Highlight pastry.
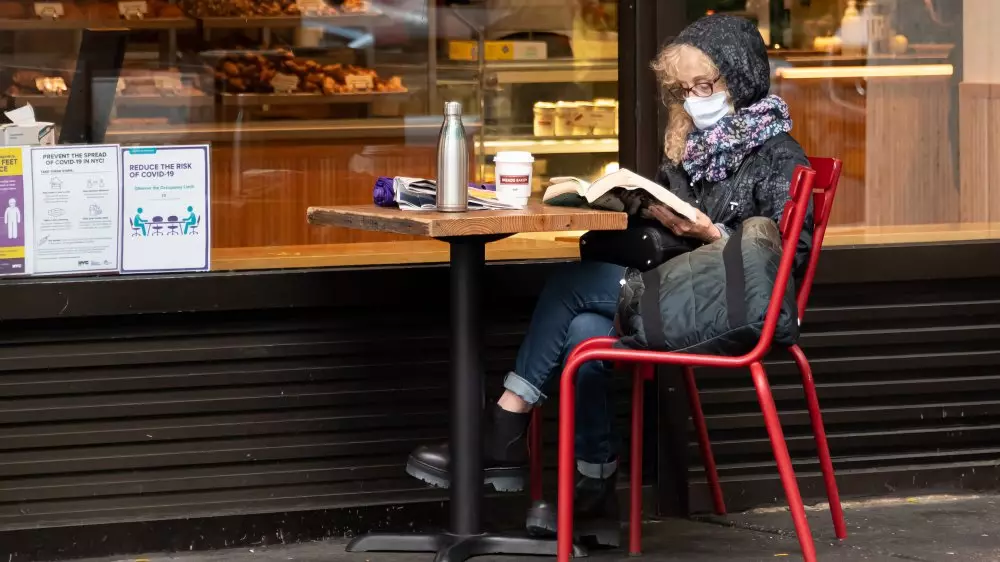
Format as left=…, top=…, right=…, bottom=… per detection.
left=226, top=77, right=247, bottom=92
left=304, top=72, right=324, bottom=86
left=375, top=76, right=404, bottom=92
left=321, top=76, right=336, bottom=95
left=341, top=0, right=368, bottom=13
left=36, top=76, right=68, bottom=95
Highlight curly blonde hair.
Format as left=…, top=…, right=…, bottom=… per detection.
left=650, top=43, right=721, bottom=164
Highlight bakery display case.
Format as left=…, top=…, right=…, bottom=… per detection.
left=0, top=0, right=622, bottom=264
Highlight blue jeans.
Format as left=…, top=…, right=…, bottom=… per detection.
left=503, top=261, right=624, bottom=477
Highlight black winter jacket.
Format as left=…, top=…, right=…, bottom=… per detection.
left=653, top=132, right=813, bottom=275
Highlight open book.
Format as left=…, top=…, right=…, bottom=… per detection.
left=542, top=168, right=698, bottom=222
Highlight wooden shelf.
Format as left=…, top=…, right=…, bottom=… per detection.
left=219, top=91, right=409, bottom=106
left=0, top=17, right=195, bottom=30
left=8, top=93, right=212, bottom=108
left=199, top=13, right=386, bottom=29
left=483, top=136, right=618, bottom=155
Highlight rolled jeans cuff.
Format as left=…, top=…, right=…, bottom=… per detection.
left=503, top=371, right=546, bottom=405
left=577, top=458, right=619, bottom=479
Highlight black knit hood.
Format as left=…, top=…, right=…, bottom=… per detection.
left=673, top=14, right=770, bottom=109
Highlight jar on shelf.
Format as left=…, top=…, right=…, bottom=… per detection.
left=533, top=102, right=556, bottom=137
left=555, top=101, right=577, bottom=137
left=572, top=101, right=594, bottom=136
left=592, top=99, right=616, bottom=135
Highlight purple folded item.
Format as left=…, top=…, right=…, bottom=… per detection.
left=374, top=176, right=396, bottom=207
left=373, top=176, right=497, bottom=208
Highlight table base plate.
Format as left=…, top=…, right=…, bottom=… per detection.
left=346, top=532, right=588, bottom=561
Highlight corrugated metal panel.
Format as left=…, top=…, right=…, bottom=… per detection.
left=0, top=304, right=512, bottom=530
left=686, top=276, right=1000, bottom=512
left=0, top=286, right=640, bottom=532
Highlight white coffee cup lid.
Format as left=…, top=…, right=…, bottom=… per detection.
left=494, top=151, right=535, bottom=163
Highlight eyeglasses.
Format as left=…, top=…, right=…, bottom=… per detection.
left=666, top=75, right=722, bottom=101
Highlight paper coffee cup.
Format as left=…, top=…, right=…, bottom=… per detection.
left=494, top=151, right=534, bottom=208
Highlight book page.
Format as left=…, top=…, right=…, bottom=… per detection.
left=584, top=169, right=698, bottom=221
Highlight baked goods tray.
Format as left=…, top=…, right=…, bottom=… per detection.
left=8, top=94, right=213, bottom=108
left=220, top=91, right=409, bottom=106
left=0, top=17, right=196, bottom=30
left=200, top=13, right=386, bottom=29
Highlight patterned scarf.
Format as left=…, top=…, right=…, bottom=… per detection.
left=682, top=95, right=793, bottom=184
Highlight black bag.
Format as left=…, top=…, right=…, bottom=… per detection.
left=616, top=217, right=799, bottom=355
left=579, top=218, right=700, bottom=271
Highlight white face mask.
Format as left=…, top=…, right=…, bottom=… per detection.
left=683, top=91, right=731, bottom=130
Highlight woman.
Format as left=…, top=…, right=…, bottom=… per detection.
left=406, top=14, right=812, bottom=546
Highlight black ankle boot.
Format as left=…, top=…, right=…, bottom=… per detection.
left=406, top=404, right=530, bottom=492
left=524, top=465, right=621, bottom=548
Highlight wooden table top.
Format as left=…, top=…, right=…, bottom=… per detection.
left=307, top=202, right=627, bottom=238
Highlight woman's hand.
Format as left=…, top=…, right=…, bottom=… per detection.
left=647, top=204, right=722, bottom=243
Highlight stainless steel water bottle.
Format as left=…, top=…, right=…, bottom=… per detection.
left=436, top=101, right=469, bottom=212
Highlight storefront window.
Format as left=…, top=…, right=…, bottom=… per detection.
left=696, top=0, right=981, bottom=247
left=0, top=0, right=620, bottom=272
left=6, top=0, right=990, bottom=275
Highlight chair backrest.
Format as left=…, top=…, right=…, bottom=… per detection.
left=753, top=164, right=815, bottom=357
left=795, top=157, right=843, bottom=320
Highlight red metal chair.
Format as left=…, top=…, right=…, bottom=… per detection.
left=684, top=157, right=847, bottom=533
left=538, top=162, right=840, bottom=562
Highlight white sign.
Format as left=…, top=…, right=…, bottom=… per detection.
left=0, top=147, right=32, bottom=276
left=120, top=145, right=210, bottom=273
left=33, top=2, right=65, bottom=18
left=118, top=0, right=148, bottom=18
left=345, top=74, right=374, bottom=91
left=29, top=145, right=120, bottom=275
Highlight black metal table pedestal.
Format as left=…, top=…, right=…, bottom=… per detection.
left=346, top=236, right=584, bottom=561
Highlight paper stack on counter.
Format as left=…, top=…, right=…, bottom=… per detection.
left=394, top=177, right=522, bottom=211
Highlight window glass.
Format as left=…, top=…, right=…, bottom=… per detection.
left=0, top=0, right=619, bottom=271
left=695, top=0, right=977, bottom=247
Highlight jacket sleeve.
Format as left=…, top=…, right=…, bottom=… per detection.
left=753, top=145, right=814, bottom=276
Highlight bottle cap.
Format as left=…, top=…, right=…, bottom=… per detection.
left=444, top=101, right=463, bottom=116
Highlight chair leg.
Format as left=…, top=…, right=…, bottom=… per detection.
left=557, top=356, right=584, bottom=562
left=789, top=344, right=847, bottom=540
left=629, top=365, right=648, bottom=555
left=749, top=362, right=817, bottom=562
left=529, top=408, right=544, bottom=502
left=683, top=366, right=726, bottom=515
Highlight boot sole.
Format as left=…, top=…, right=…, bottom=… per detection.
left=405, top=455, right=526, bottom=493
left=525, top=509, right=621, bottom=548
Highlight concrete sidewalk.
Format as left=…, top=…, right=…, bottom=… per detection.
left=73, top=494, right=1000, bottom=562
